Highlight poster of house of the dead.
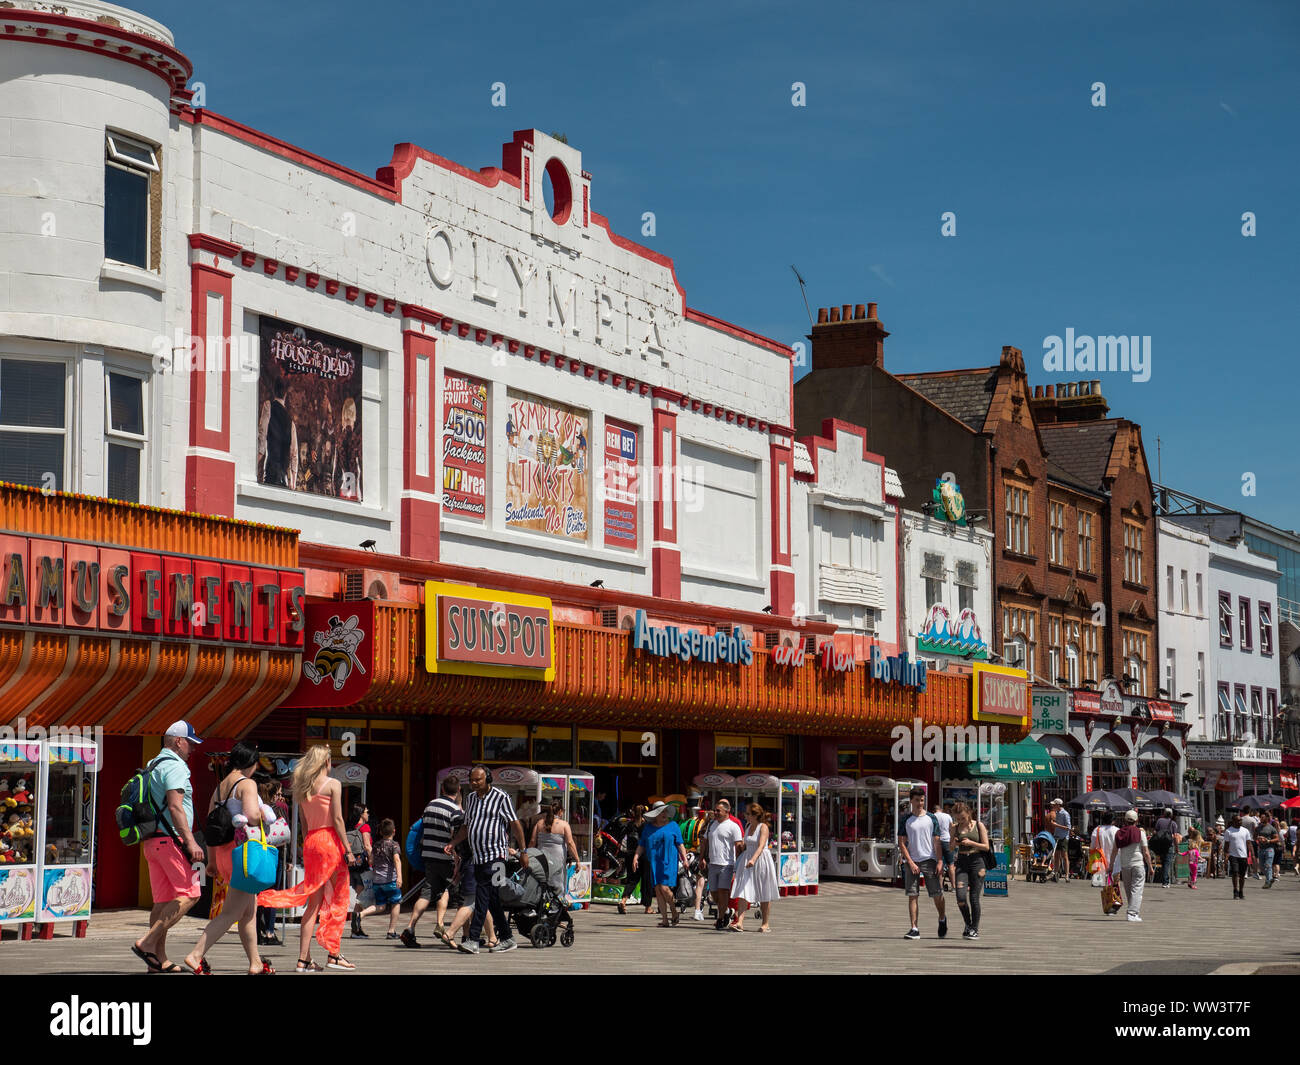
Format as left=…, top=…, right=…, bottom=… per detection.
left=257, top=317, right=363, bottom=501
left=505, top=391, right=589, bottom=541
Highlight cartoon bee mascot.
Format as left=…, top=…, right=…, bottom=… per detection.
left=302, top=614, right=367, bottom=691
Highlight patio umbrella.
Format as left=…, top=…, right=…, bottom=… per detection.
left=1067, top=790, right=1134, bottom=812
left=1111, top=788, right=1156, bottom=811
left=1231, top=793, right=1286, bottom=811
left=1141, top=789, right=1191, bottom=810
left=1280, top=795, right=1300, bottom=809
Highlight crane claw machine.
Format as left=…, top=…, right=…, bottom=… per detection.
left=818, top=776, right=866, bottom=880
left=537, top=769, right=594, bottom=908
left=856, top=776, right=903, bottom=881
left=0, top=741, right=42, bottom=932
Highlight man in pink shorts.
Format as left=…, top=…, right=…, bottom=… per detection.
left=132, top=722, right=205, bottom=974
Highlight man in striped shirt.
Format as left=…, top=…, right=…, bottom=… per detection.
left=445, top=766, right=526, bottom=954
left=400, top=775, right=464, bottom=948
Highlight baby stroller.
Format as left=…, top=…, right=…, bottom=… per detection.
left=676, top=850, right=702, bottom=911
left=498, top=848, right=576, bottom=948
left=1027, top=830, right=1057, bottom=883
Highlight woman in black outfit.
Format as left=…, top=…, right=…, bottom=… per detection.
left=617, top=805, right=652, bottom=915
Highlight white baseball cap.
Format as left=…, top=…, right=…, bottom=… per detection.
left=164, top=721, right=203, bottom=744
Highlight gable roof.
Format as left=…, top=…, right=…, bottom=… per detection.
left=1039, top=422, right=1119, bottom=492
left=895, top=368, right=999, bottom=431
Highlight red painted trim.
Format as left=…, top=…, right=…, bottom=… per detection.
left=0, top=10, right=192, bottom=91
left=377, top=142, right=520, bottom=200
left=796, top=418, right=885, bottom=498
left=651, top=386, right=684, bottom=404
left=325, top=280, right=339, bottom=296
left=284, top=266, right=300, bottom=282
left=189, top=262, right=232, bottom=453
left=185, top=109, right=398, bottom=200
left=345, top=285, right=359, bottom=302
left=769, top=442, right=792, bottom=567
left=364, top=292, right=378, bottom=308
left=401, top=303, right=441, bottom=327
left=263, top=259, right=278, bottom=276
left=188, top=233, right=240, bottom=259
left=652, top=407, right=677, bottom=548
left=588, top=211, right=687, bottom=313
left=685, top=308, right=793, bottom=358
left=305, top=272, right=319, bottom=289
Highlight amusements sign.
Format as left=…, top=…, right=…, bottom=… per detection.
left=257, top=317, right=363, bottom=501
left=505, top=392, right=589, bottom=541
left=442, top=372, right=488, bottom=521
left=603, top=419, right=638, bottom=550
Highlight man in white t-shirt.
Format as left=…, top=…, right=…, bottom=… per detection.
left=932, top=803, right=955, bottom=891
left=1239, top=812, right=1260, bottom=877
left=702, top=800, right=743, bottom=930
left=899, top=788, right=947, bottom=940
left=1223, top=815, right=1252, bottom=900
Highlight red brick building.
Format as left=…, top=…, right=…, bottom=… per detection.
left=794, top=305, right=1158, bottom=696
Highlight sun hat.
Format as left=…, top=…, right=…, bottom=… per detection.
left=1050, top=798, right=1064, bottom=806
left=644, top=801, right=676, bottom=821
left=1124, top=809, right=1139, bottom=822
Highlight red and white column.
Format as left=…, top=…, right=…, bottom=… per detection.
left=400, top=306, right=442, bottom=561
left=769, top=428, right=794, bottom=617
left=186, top=235, right=238, bottom=516
left=650, top=388, right=681, bottom=599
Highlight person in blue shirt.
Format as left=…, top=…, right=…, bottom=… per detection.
left=633, top=802, right=689, bottom=926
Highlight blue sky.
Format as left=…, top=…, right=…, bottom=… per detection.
left=142, top=0, right=1299, bottom=530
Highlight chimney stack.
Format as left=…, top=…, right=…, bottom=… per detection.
left=807, top=299, right=890, bottom=370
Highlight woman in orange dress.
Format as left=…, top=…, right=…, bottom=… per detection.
left=257, top=745, right=358, bottom=971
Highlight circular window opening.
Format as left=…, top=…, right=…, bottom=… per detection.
left=542, top=158, right=572, bottom=225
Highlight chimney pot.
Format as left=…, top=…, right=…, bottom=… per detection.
left=867, top=302, right=878, bottom=319
left=1046, top=385, right=1055, bottom=397
left=841, top=304, right=851, bottom=321
left=1091, top=379, right=1101, bottom=394
left=854, top=304, right=866, bottom=320
left=817, top=307, right=828, bottom=324
left=829, top=307, right=841, bottom=322
left=1034, top=385, right=1042, bottom=398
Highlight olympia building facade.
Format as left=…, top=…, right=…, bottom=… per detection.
left=0, top=1, right=1029, bottom=911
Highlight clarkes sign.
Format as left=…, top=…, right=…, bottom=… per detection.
left=424, top=581, right=555, bottom=681
left=0, top=533, right=305, bottom=649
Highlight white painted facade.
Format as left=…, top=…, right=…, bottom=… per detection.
left=901, top=509, right=993, bottom=666
left=1157, top=519, right=1213, bottom=740
left=1206, top=534, right=1282, bottom=745
left=0, top=0, right=793, bottom=614
left=790, top=427, right=899, bottom=650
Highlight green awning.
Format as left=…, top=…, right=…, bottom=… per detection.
left=968, top=738, right=1056, bottom=781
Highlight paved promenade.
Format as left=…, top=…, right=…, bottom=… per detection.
left=4, top=873, right=1297, bottom=975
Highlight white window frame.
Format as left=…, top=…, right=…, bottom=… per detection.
left=1067, top=643, right=1080, bottom=689
left=104, top=366, right=148, bottom=503
left=0, top=353, right=73, bottom=491
left=104, top=130, right=159, bottom=271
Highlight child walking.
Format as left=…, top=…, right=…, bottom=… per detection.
left=1186, top=826, right=1203, bottom=889
left=356, top=819, right=403, bottom=938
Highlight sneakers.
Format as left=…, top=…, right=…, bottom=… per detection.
left=903, top=928, right=920, bottom=940
left=1264, top=880, right=1274, bottom=889
left=967, top=929, right=979, bottom=939
left=456, top=940, right=480, bottom=955
left=693, top=909, right=705, bottom=921
left=386, top=932, right=400, bottom=939
left=1127, top=913, right=1142, bottom=922
left=961, top=926, right=973, bottom=939
left=488, top=938, right=517, bottom=953
left=938, top=918, right=948, bottom=939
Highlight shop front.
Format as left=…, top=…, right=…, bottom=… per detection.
left=0, top=483, right=306, bottom=923
left=264, top=564, right=1030, bottom=898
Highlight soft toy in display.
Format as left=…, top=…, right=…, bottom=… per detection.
left=11, top=779, right=30, bottom=804
left=0, top=779, right=10, bottom=802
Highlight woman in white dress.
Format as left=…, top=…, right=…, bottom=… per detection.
left=729, top=803, right=779, bottom=932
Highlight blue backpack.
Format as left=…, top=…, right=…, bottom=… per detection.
left=405, top=820, right=425, bottom=872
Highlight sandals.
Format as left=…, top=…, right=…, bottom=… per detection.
left=251, top=961, right=276, bottom=974
left=326, top=953, right=356, bottom=970
left=186, top=958, right=213, bottom=975
left=131, top=944, right=163, bottom=973
left=296, top=957, right=324, bottom=972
